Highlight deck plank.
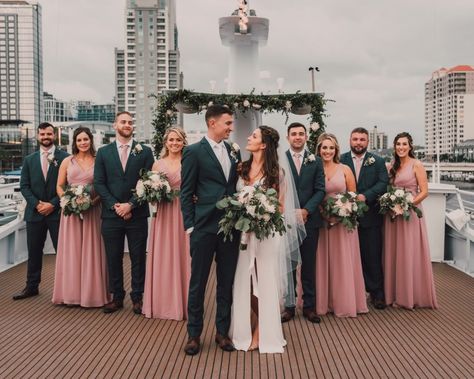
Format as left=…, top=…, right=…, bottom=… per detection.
left=0, top=258, right=473, bottom=378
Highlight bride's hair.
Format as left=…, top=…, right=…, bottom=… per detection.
left=241, top=125, right=280, bottom=191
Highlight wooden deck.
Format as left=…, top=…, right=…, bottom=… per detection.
left=0, top=256, right=473, bottom=379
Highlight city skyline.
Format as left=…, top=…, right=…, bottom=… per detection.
left=38, top=0, right=474, bottom=147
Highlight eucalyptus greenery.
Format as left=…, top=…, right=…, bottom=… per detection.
left=151, top=89, right=329, bottom=156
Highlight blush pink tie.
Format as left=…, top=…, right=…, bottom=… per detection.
left=294, top=153, right=302, bottom=174
left=120, top=145, right=129, bottom=171
left=41, top=151, right=49, bottom=179
left=355, top=157, right=362, bottom=181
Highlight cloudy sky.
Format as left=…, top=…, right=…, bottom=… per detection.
left=41, top=0, right=474, bottom=148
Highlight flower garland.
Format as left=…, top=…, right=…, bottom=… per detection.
left=151, top=89, right=329, bottom=157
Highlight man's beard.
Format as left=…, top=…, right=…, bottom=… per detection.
left=39, top=139, right=53, bottom=148
left=350, top=145, right=367, bottom=155
left=117, top=129, right=133, bottom=139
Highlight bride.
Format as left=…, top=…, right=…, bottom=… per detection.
left=229, top=125, right=304, bottom=353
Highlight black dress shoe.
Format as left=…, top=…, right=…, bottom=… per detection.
left=12, top=287, right=39, bottom=300
left=280, top=307, right=295, bottom=323
left=303, top=308, right=321, bottom=324
left=132, top=300, right=143, bottom=315
left=103, top=300, right=124, bottom=314
left=215, top=333, right=235, bottom=352
left=372, top=298, right=387, bottom=310
left=184, top=337, right=201, bottom=356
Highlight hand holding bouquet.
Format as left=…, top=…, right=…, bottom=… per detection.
left=216, top=185, right=286, bottom=250
left=60, top=184, right=92, bottom=219
left=322, top=191, right=368, bottom=231
left=379, top=186, right=423, bottom=221
left=133, top=169, right=178, bottom=215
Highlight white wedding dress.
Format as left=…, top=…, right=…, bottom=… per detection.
left=229, top=177, right=287, bottom=353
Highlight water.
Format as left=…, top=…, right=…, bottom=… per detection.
left=441, top=180, right=474, bottom=192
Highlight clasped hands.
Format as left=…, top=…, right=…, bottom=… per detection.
left=36, top=201, right=55, bottom=216
left=114, top=202, right=133, bottom=220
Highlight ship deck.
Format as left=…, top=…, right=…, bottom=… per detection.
left=0, top=256, right=473, bottom=378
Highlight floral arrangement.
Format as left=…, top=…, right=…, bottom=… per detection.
left=151, top=89, right=330, bottom=156
left=216, top=185, right=286, bottom=250
left=133, top=169, right=177, bottom=215
left=131, top=143, right=143, bottom=156
left=47, top=153, right=58, bottom=167
left=364, top=156, right=376, bottom=166
left=60, top=184, right=92, bottom=219
left=303, top=152, right=316, bottom=165
left=230, top=142, right=240, bottom=163
left=322, top=192, right=368, bottom=231
left=379, top=186, right=423, bottom=221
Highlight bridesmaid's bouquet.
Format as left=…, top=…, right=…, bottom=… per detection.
left=379, top=186, right=423, bottom=221
left=216, top=185, right=286, bottom=250
left=133, top=169, right=178, bottom=215
left=322, top=192, right=368, bottom=231
left=60, top=184, right=92, bottom=219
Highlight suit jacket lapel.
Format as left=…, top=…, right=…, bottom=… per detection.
left=202, top=138, right=226, bottom=182
left=111, top=141, right=125, bottom=174
left=346, top=153, right=356, bottom=176
left=34, top=151, right=46, bottom=184
left=286, top=150, right=300, bottom=184
left=358, top=153, right=371, bottom=181
left=224, top=142, right=236, bottom=183
left=124, top=140, right=136, bottom=174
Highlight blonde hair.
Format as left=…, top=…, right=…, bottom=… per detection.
left=160, top=126, right=188, bottom=158
left=316, top=132, right=340, bottom=163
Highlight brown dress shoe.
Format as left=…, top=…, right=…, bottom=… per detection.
left=12, top=287, right=39, bottom=300
left=215, top=333, right=235, bottom=352
left=103, top=300, right=124, bottom=314
left=132, top=300, right=143, bottom=315
left=184, top=337, right=201, bottom=356
left=280, top=308, right=295, bottom=323
left=372, top=298, right=387, bottom=310
left=303, top=308, right=321, bottom=324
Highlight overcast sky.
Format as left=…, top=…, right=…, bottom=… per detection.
left=41, top=0, right=474, bottom=148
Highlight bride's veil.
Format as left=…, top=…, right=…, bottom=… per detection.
left=277, top=144, right=306, bottom=306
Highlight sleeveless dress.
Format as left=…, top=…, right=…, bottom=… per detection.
left=52, top=157, right=109, bottom=307
left=383, top=159, right=438, bottom=309
left=142, top=159, right=191, bottom=320
left=230, top=177, right=286, bottom=353
left=316, top=164, right=368, bottom=317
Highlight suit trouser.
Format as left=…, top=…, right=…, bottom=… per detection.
left=26, top=219, right=60, bottom=289
left=187, top=230, right=239, bottom=338
left=358, top=225, right=384, bottom=300
left=101, top=217, right=148, bottom=302
left=285, top=227, right=319, bottom=309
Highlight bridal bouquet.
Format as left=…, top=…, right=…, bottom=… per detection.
left=216, top=185, right=286, bottom=250
left=379, top=186, right=423, bottom=221
left=322, top=192, right=368, bottom=231
left=60, top=184, right=92, bottom=219
left=133, top=169, right=178, bottom=214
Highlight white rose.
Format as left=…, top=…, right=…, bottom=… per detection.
left=232, top=142, right=240, bottom=151
left=252, top=103, right=262, bottom=110
left=246, top=205, right=256, bottom=217
left=135, top=144, right=143, bottom=151
left=394, top=189, right=405, bottom=197
left=406, top=193, right=414, bottom=203
left=166, top=109, right=173, bottom=116
left=310, top=122, right=320, bottom=131
left=348, top=191, right=357, bottom=198
left=208, top=101, right=214, bottom=106
left=263, top=214, right=271, bottom=222
left=136, top=181, right=145, bottom=197
left=243, top=99, right=250, bottom=107
left=285, top=100, right=292, bottom=110
left=233, top=102, right=239, bottom=108
left=390, top=195, right=396, bottom=201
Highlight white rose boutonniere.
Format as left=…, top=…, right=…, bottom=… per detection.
left=47, top=153, right=58, bottom=167
left=132, top=143, right=143, bottom=156
left=230, top=142, right=240, bottom=163
left=364, top=156, right=376, bottom=167
left=303, top=153, right=316, bottom=166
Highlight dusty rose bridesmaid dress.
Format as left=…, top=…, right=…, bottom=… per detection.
left=316, top=164, right=368, bottom=317
left=383, top=159, right=438, bottom=309
left=142, top=159, right=191, bottom=320
left=52, top=158, right=109, bottom=307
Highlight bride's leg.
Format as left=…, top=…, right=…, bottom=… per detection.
left=249, top=262, right=259, bottom=350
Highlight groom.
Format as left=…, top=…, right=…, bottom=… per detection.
left=94, top=111, right=154, bottom=314
left=181, top=105, right=240, bottom=355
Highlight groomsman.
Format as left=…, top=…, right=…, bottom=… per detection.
left=94, top=111, right=154, bottom=314
left=181, top=105, right=241, bottom=355
left=281, top=122, right=325, bottom=323
left=13, top=123, right=69, bottom=300
left=340, top=127, right=389, bottom=309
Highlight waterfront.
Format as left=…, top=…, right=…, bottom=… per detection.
left=441, top=180, right=474, bottom=191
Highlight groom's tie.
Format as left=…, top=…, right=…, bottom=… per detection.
left=215, top=143, right=229, bottom=181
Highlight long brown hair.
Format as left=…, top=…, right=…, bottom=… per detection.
left=390, top=132, right=415, bottom=181
left=72, top=127, right=96, bottom=156
left=240, top=125, right=280, bottom=191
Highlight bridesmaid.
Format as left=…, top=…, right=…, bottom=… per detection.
left=383, top=132, right=438, bottom=309
left=52, top=127, right=109, bottom=307
left=315, top=133, right=368, bottom=317
left=142, top=126, right=191, bottom=320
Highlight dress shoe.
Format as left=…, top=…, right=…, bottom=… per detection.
left=303, top=308, right=321, bottom=324
left=184, top=337, right=201, bottom=356
left=132, top=300, right=143, bottom=315
left=103, top=300, right=124, bottom=314
left=280, top=308, right=295, bottom=323
left=372, top=298, right=387, bottom=310
left=12, top=287, right=39, bottom=300
left=215, top=333, right=235, bottom=352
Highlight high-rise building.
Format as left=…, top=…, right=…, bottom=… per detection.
left=369, top=125, right=388, bottom=151
left=115, top=0, right=180, bottom=142
left=0, top=1, right=43, bottom=129
left=43, top=92, right=76, bottom=122
left=76, top=101, right=115, bottom=123
left=425, top=65, right=474, bottom=158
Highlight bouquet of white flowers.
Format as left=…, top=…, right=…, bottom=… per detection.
left=216, top=185, right=286, bottom=250
left=60, top=184, right=92, bottom=219
left=133, top=169, right=178, bottom=215
left=379, top=186, right=423, bottom=221
left=322, top=191, right=368, bottom=231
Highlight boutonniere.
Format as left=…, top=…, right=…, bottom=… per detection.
left=47, top=153, right=58, bottom=167
left=131, top=143, right=143, bottom=156
left=303, top=153, right=316, bottom=165
left=364, top=156, right=376, bottom=167
left=230, top=142, right=240, bottom=163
